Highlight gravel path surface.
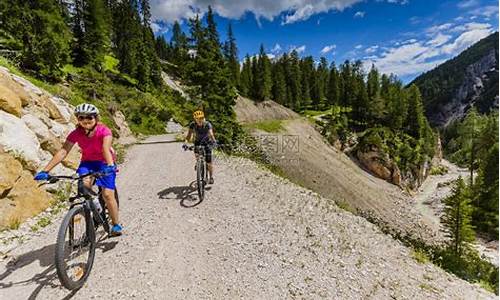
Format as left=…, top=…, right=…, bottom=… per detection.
left=0, top=135, right=495, bottom=299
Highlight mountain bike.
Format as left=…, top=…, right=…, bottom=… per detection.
left=183, top=142, right=216, bottom=201
left=41, top=171, right=119, bottom=290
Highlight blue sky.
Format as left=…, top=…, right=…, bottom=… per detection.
left=151, top=0, right=499, bottom=82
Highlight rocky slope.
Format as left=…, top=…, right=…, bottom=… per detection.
left=0, top=134, right=494, bottom=299
left=0, top=66, right=82, bottom=230
left=234, top=96, right=442, bottom=244
left=412, top=32, right=499, bottom=127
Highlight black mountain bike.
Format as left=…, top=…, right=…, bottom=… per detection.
left=184, top=142, right=216, bottom=201
left=42, top=171, right=119, bottom=290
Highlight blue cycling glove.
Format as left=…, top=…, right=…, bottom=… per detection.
left=34, top=171, right=49, bottom=181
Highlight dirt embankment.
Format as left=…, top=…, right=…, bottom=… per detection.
left=235, top=97, right=441, bottom=244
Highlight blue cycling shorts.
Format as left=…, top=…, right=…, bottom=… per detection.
left=76, top=161, right=116, bottom=190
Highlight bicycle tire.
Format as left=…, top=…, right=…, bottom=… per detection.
left=196, top=159, right=205, bottom=200
left=55, top=206, right=96, bottom=290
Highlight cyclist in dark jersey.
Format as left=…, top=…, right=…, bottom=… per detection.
left=183, top=110, right=217, bottom=184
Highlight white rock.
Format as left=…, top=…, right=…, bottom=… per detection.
left=49, top=120, right=70, bottom=138
left=0, top=110, right=42, bottom=170
left=11, top=74, right=44, bottom=96
left=21, top=114, right=51, bottom=141
left=50, top=96, right=73, bottom=123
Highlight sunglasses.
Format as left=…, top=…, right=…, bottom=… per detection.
left=77, top=115, right=96, bottom=121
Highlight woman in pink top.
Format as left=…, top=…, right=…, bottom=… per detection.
left=35, top=103, right=122, bottom=236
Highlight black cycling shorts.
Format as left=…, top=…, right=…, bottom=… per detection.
left=194, top=142, right=212, bottom=163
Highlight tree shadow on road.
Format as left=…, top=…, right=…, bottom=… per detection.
left=0, top=239, right=118, bottom=299
left=157, top=180, right=206, bottom=208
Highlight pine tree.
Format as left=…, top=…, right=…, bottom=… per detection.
left=300, top=56, right=314, bottom=109
left=327, top=62, right=340, bottom=106
left=441, top=177, right=476, bottom=256
left=474, top=142, right=499, bottom=237
left=272, top=62, right=287, bottom=104
left=81, top=0, right=110, bottom=69
left=249, top=55, right=258, bottom=99
left=405, top=84, right=426, bottom=139
left=255, top=44, right=272, bottom=101
left=288, top=50, right=303, bottom=110
left=112, top=0, right=142, bottom=78
left=170, top=20, right=189, bottom=78
left=315, top=57, right=329, bottom=110
left=239, top=55, right=252, bottom=96
left=459, top=108, right=483, bottom=185
left=187, top=10, right=240, bottom=146
left=10, top=0, right=72, bottom=80
left=366, top=65, right=386, bottom=125
left=224, top=23, right=240, bottom=88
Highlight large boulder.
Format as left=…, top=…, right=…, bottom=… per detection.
left=39, top=95, right=67, bottom=123
left=0, top=85, right=22, bottom=117
left=0, top=110, right=43, bottom=171
left=0, top=69, right=30, bottom=107
left=113, top=110, right=136, bottom=145
left=357, top=151, right=392, bottom=181
left=0, top=150, right=23, bottom=197
left=0, top=170, right=51, bottom=230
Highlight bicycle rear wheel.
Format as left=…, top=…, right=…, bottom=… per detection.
left=55, top=206, right=96, bottom=290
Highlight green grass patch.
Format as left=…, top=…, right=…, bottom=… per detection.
left=430, top=165, right=449, bottom=175
left=7, top=217, right=21, bottom=230
left=103, top=55, right=120, bottom=74
left=335, top=199, right=357, bottom=214
left=247, top=120, right=284, bottom=133
left=301, top=108, right=332, bottom=117
left=412, top=248, right=430, bottom=264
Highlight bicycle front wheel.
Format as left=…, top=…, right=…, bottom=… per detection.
left=196, top=159, right=205, bottom=200
left=55, top=206, right=96, bottom=290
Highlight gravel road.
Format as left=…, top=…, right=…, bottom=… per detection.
left=0, top=135, right=495, bottom=299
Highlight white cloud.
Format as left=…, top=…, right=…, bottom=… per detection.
left=363, top=21, right=494, bottom=78
left=469, top=5, right=499, bottom=18
left=271, top=43, right=282, bottom=53
left=354, top=11, right=365, bottom=18
left=449, top=22, right=492, bottom=33
left=441, top=26, right=492, bottom=54
left=150, top=0, right=410, bottom=25
left=457, top=0, right=479, bottom=9
left=320, top=44, right=336, bottom=54
left=426, top=23, right=453, bottom=34
left=355, top=44, right=363, bottom=49
left=151, top=22, right=168, bottom=34
left=291, top=45, right=306, bottom=54
left=426, top=33, right=452, bottom=47
left=365, top=45, right=379, bottom=53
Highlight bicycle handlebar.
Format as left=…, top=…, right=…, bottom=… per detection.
left=43, top=171, right=107, bottom=184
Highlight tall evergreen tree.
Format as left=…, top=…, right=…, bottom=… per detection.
left=272, top=62, right=287, bottom=105
left=315, top=57, right=329, bottom=109
left=327, top=62, right=340, bottom=106
left=441, top=177, right=476, bottom=256
left=255, top=44, right=272, bottom=101
left=405, top=84, right=426, bottom=139
left=239, top=55, right=252, bottom=96
left=187, top=11, right=240, bottom=145
left=223, top=23, right=240, bottom=88
left=4, top=0, right=72, bottom=80
left=81, top=0, right=110, bottom=69
left=366, top=65, right=386, bottom=124
left=288, top=50, right=303, bottom=110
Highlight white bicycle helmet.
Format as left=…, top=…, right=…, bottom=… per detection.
left=74, top=103, right=99, bottom=115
